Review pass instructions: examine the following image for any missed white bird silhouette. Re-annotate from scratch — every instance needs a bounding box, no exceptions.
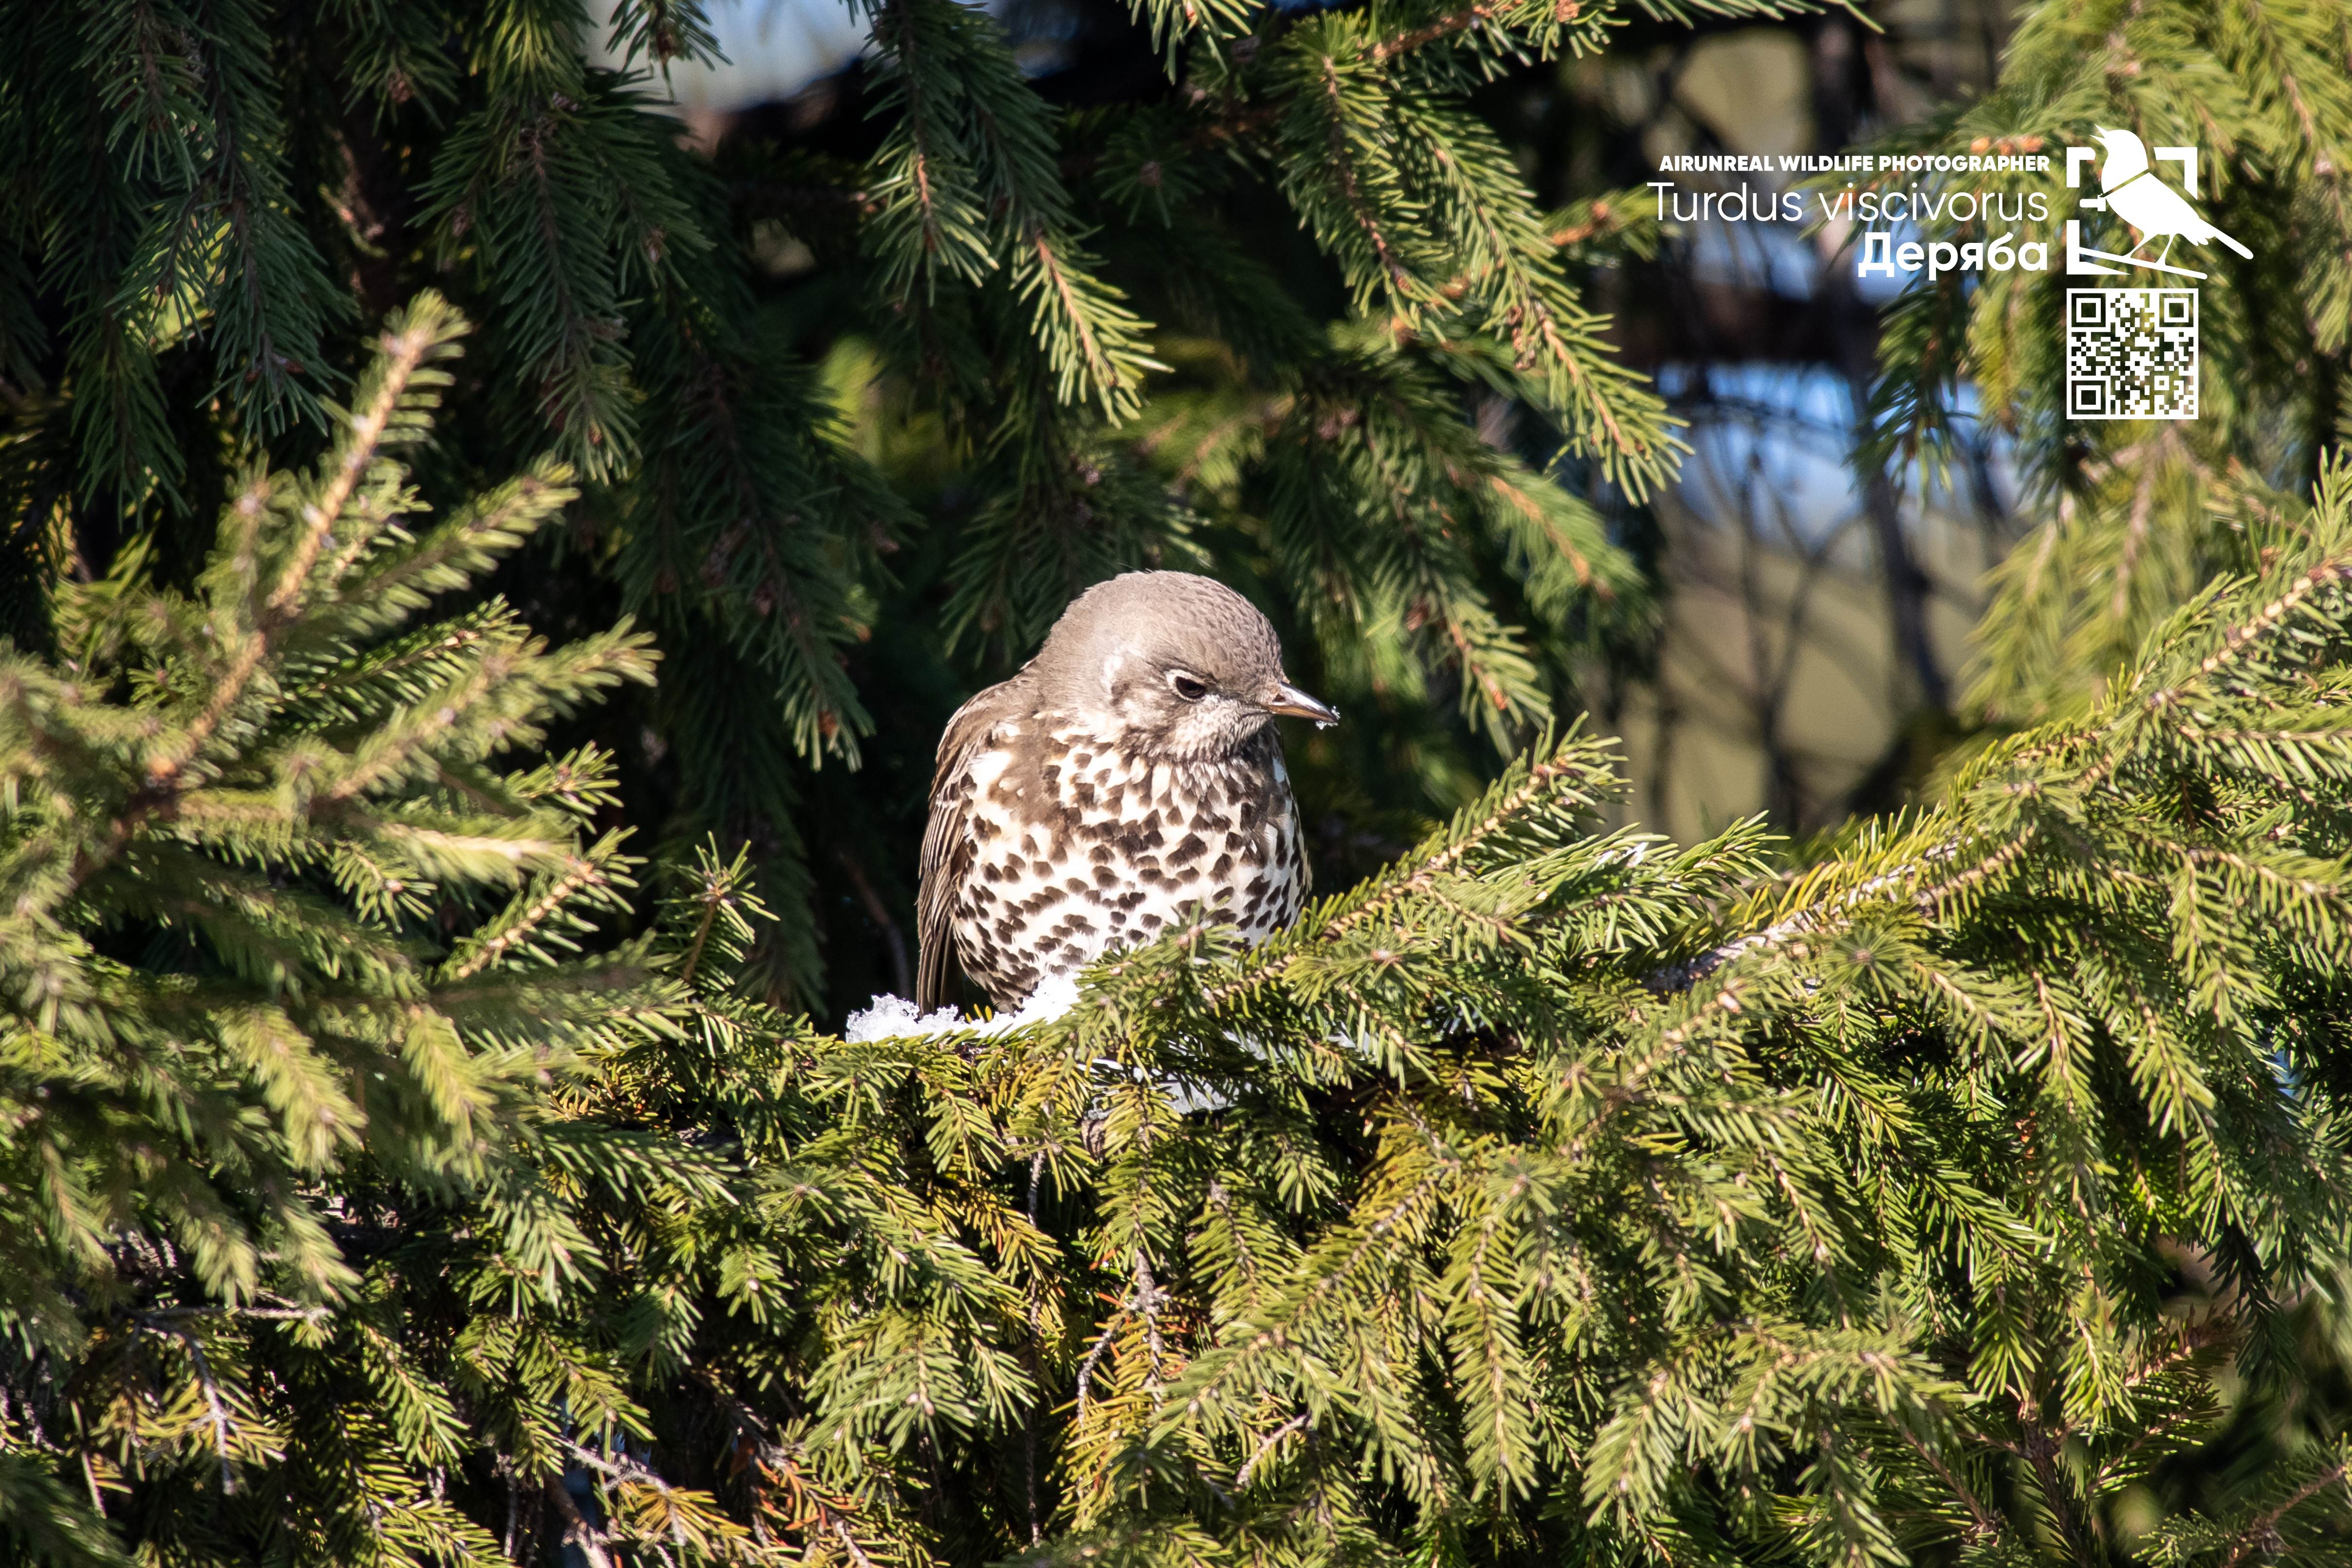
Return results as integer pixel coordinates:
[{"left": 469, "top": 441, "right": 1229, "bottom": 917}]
[{"left": 2093, "top": 126, "right": 2252, "bottom": 265}]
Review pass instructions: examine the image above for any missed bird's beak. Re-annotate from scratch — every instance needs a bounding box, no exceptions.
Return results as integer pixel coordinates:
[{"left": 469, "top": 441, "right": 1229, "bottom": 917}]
[{"left": 1264, "top": 680, "right": 1340, "bottom": 729}]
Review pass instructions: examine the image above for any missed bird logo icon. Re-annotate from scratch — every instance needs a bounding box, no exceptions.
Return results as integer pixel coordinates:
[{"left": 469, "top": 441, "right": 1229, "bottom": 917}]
[
  {"left": 2062, "top": 128, "right": 2230, "bottom": 423},
  {"left": 2078, "top": 126, "right": 2250, "bottom": 275}
]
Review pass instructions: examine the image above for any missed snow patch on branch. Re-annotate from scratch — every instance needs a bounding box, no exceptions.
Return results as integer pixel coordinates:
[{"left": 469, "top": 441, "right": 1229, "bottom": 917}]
[{"left": 845, "top": 975, "right": 1082, "bottom": 1041}]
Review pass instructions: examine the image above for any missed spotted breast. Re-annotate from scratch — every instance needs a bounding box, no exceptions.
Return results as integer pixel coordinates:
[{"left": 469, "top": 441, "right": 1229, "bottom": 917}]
[{"left": 941, "top": 719, "right": 1307, "bottom": 1007}]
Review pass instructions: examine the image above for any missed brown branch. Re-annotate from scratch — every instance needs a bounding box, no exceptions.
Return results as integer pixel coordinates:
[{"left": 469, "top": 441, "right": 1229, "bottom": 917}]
[
  {"left": 2019, "top": 1419, "right": 2095, "bottom": 1568},
  {"left": 1134, "top": 1253, "right": 1168, "bottom": 1404},
  {"left": 1322, "top": 746, "right": 1596, "bottom": 938},
  {"left": 1073, "top": 1306, "right": 1124, "bottom": 1421},
  {"left": 1234, "top": 1412, "right": 1311, "bottom": 1489},
  {"left": 835, "top": 846, "right": 913, "bottom": 999},
  {"left": 125, "top": 312, "right": 442, "bottom": 850},
  {"left": 1889, "top": 1422, "right": 2000, "bottom": 1544},
  {"left": 1029, "top": 228, "right": 1122, "bottom": 398},
  {"left": 441, "top": 854, "right": 612, "bottom": 982},
  {"left": 140, "top": 1320, "right": 236, "bottom": 1495},
  {"left": 830, "top": 1514, "right": 880, "bottom": 1568},
  {"left": 1157, "top": 743, "right": 1599, "bottom": 1013},
  {"left": 544, "top": 1474, "right": 617, "bottom": 1568},
  {"left": 1175, "top": 1161, "right": 1453, "bottom": 1419},
  {"left": 267, "top": 315, "right": 439, "bottom": 620},
  {"left": 1320, "top": 60, "right": 1409, "bottom": 289},
  {"left": 1367, "top": 2, "right": 1492, "bottom": 61},
  {"left": 1488, "top": 472, "right": 1598, "bottom": 590}
]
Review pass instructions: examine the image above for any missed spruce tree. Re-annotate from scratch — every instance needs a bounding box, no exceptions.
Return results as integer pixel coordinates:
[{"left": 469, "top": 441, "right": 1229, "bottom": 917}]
[
  {"left": 26, "top": 439, "right": 2352, "bottom": 1565},
  {"left": 0, "top": 293, "right": 711, "bottom": 1563},
  {"left": 10, "top": 1, "right": 2352, "bottom": 1567}
]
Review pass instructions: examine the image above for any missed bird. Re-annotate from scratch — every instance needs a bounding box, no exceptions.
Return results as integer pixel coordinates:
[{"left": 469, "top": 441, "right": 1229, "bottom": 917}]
[
  {"left": 915, "top": 571, "right": 1339, "bottom": 1013},
  {"left": 2093, "top": 126, "right": 2252, "bottom": 265}
]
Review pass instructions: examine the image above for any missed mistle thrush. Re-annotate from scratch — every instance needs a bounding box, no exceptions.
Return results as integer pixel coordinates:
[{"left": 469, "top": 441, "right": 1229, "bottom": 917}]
[{"left": 916, "top": 571, "right": 1339, "bottom": 1012}]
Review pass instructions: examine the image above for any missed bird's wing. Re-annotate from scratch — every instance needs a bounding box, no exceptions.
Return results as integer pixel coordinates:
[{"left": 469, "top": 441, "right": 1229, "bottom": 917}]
[
  {"left": 2137, "top": 182, "right": 2202, "bottom": 233},
  {"left": 916, "top": 676, "right": 1026, "bottom": 1012},
  {"left": 2126, "top": 180, "right": 2257, "bottom": 256}
]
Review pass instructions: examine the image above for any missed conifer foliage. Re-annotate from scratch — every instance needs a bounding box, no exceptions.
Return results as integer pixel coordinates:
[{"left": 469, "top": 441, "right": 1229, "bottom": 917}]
[
  {"left": 0, "top": 0, "right": 1745, "bottom": 1012},
  {"left": 17, "top": 307, "right": 2352, "bottom": 1566},
  {"left": 11, "top": 1, "right": 2352, "bottom": 1567},
  {"left": 733, "top": 464, "right": 2352, "bottom": 1568},
  {"left": 0, "top": 294, "right": 685, "bottom": 1564},
  {"left": 23, "top": 435, "right": 2352, "bottom": 1561},
  {"left": 1864, "top": 0, "right": 2352, "bottom": 725}
]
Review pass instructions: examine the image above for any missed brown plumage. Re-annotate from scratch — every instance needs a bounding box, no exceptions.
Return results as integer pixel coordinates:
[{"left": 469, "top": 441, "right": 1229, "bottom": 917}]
[{"left": 916, "top": 571, "right": 1339, "bottom": 1012}]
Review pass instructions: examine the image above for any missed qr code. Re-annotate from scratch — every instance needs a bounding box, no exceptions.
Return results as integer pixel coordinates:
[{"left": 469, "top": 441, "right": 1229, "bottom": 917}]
[{"left": 2066, "top": 288, "right": 2198, "bottom": 420}]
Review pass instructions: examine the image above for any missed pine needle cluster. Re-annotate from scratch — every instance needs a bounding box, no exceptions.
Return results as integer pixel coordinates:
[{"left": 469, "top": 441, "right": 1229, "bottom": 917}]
[{"left": 0, "top": 294, "right": 689, "bottom": 1565}]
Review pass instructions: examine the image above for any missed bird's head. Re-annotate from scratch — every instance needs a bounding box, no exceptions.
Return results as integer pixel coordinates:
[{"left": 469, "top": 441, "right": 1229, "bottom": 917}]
[
  {"left": 2093, "top": 125, "right": 2147, "bottom": 164},
  {"left": 1030, "top": 570, "right": 1339, "bottom": 760}
]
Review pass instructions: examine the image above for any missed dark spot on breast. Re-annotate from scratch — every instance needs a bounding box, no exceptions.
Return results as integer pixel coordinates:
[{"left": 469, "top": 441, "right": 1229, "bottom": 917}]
[
  {"left": 1211, "top": 853, "right": 1232, "bottom": 877},
  {"left": 1167, "top": 833, "right": 1206, "bottom": 865}
]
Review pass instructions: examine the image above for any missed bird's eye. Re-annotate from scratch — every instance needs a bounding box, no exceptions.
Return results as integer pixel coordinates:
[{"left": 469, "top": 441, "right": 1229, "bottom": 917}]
[{"left": 1168, "top": 672, "right": 1210, "bottom": 702}]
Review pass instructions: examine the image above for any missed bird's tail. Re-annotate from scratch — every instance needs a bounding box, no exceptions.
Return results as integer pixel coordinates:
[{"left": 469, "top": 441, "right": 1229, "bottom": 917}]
[{"left": 2212, "top": 226, "right": 2253, "bottom": 258}]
